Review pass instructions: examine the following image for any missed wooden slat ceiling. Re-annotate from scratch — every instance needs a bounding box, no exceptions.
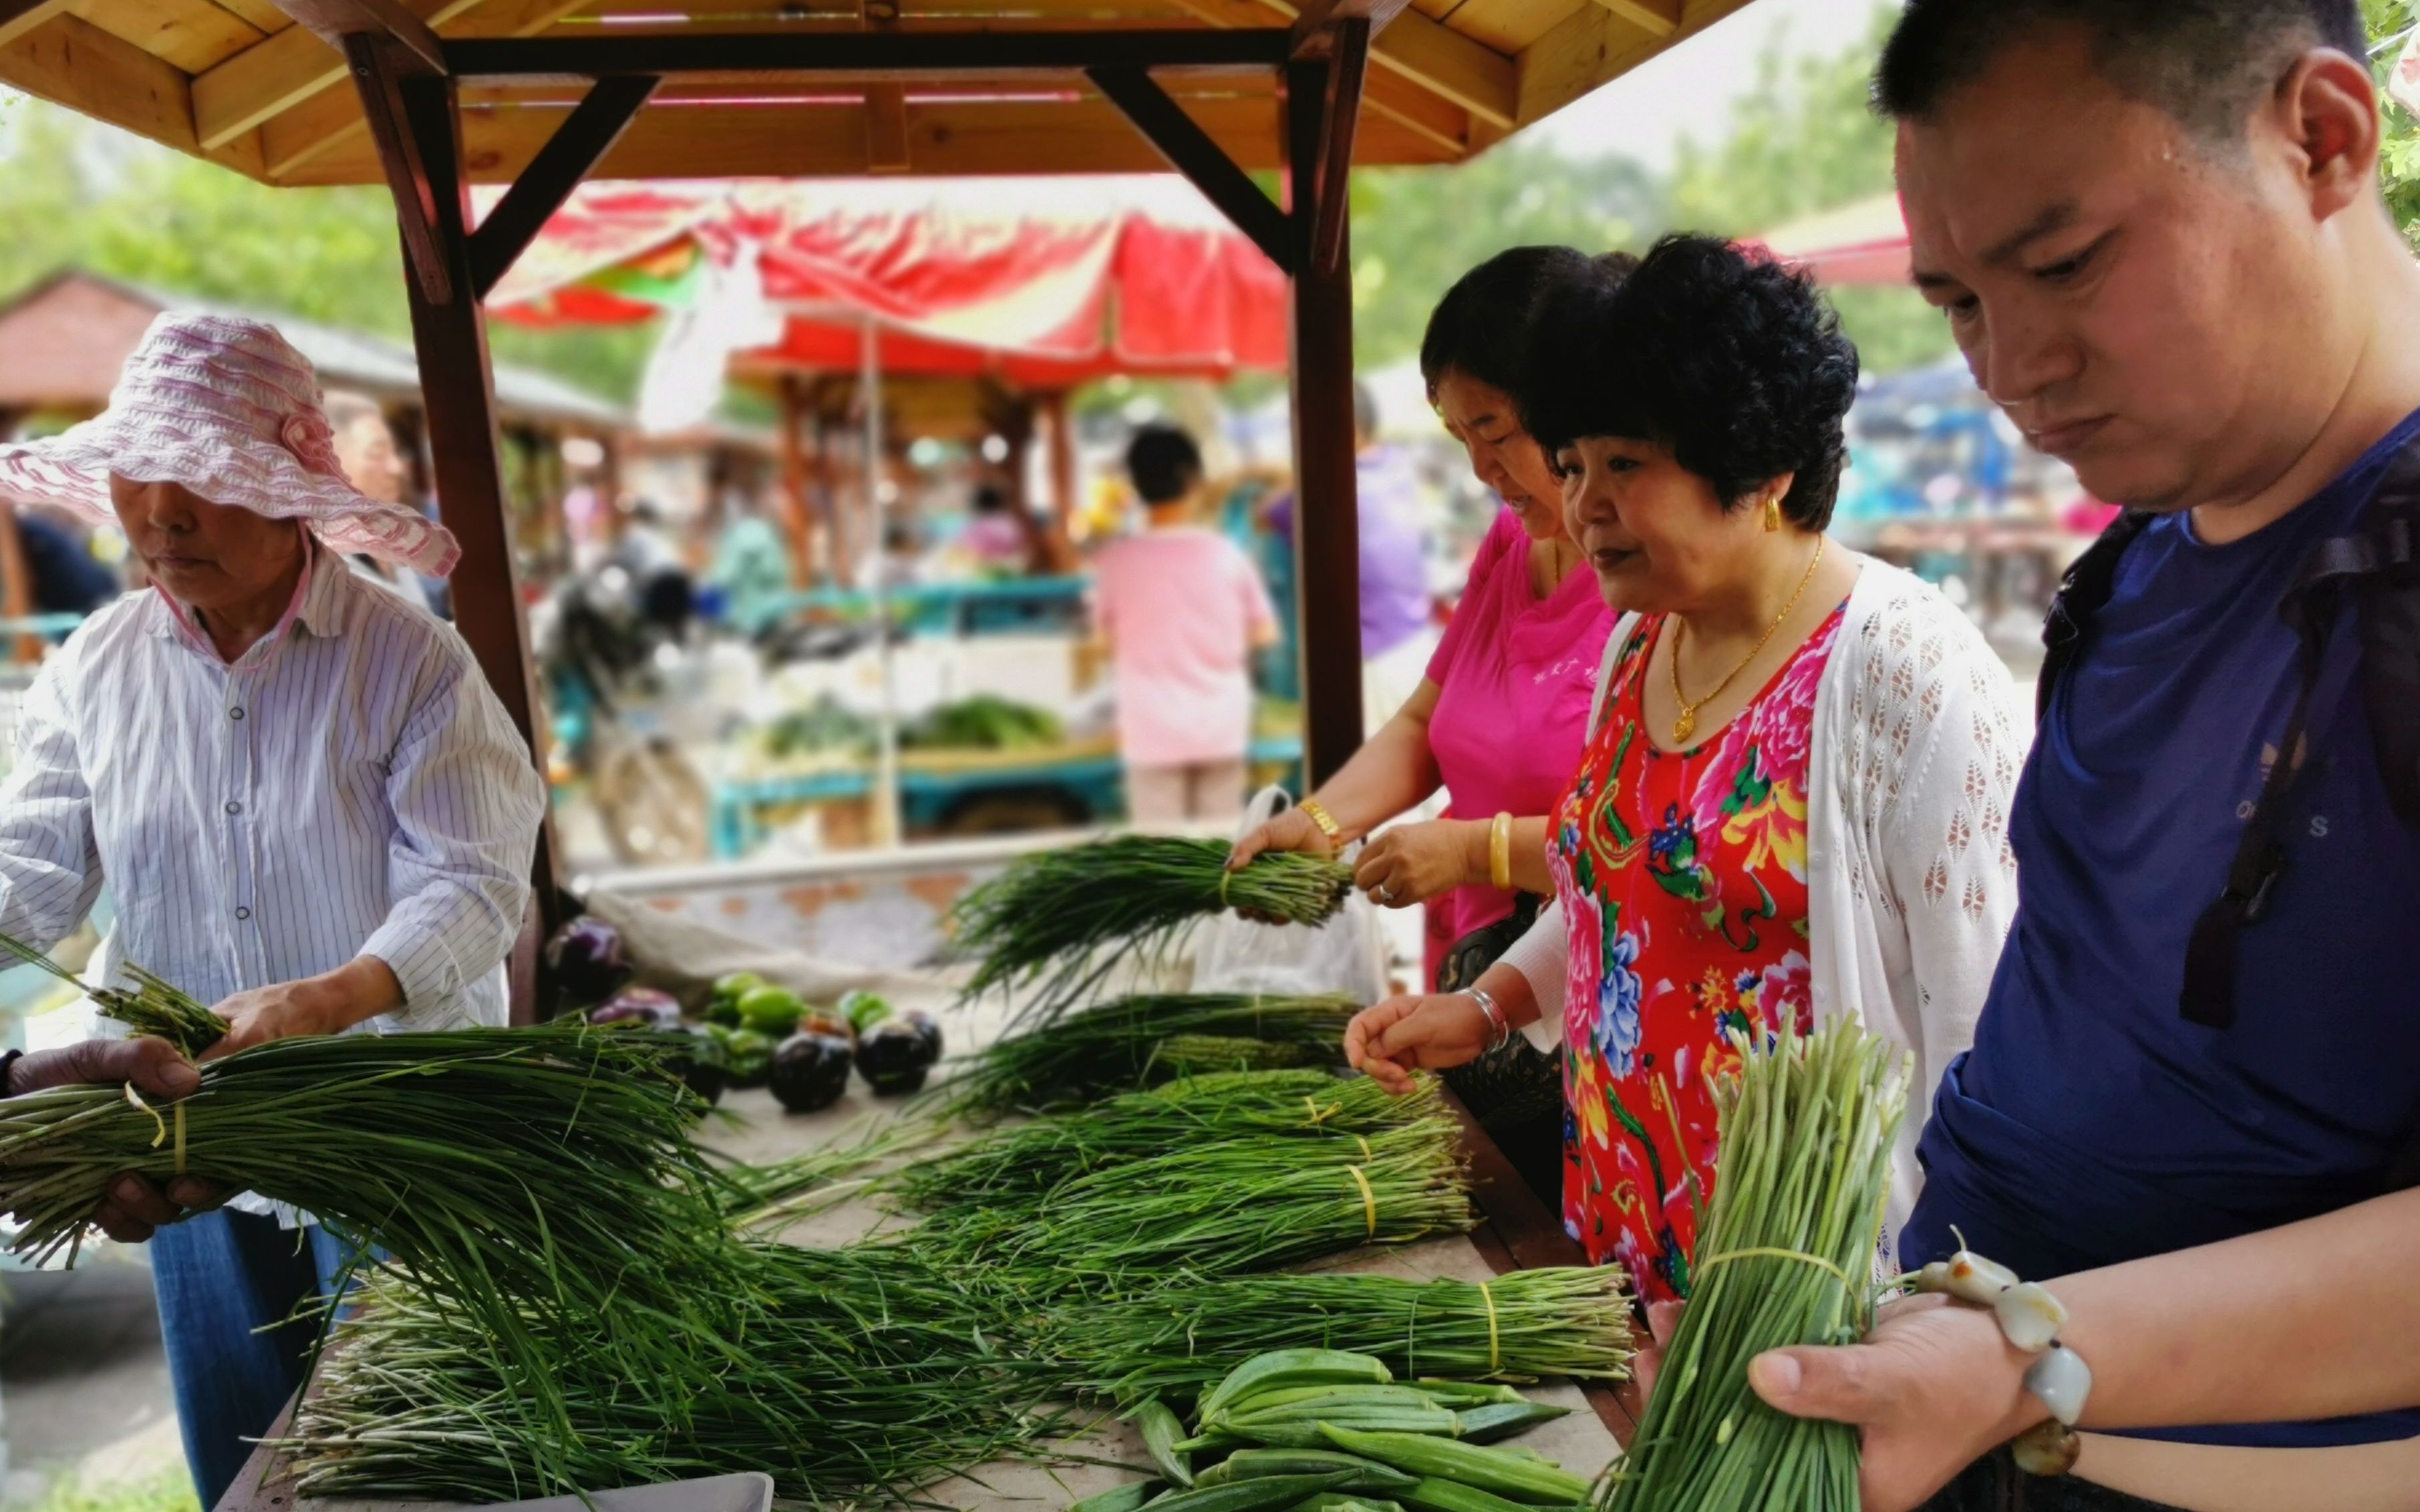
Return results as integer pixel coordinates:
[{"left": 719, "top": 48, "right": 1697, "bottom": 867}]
[{"left": 0, "top": 0, "right": 1755, "bottom": 182}]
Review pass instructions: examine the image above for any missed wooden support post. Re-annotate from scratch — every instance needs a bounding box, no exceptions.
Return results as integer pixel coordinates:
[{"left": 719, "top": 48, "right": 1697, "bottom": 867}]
[
  {"left": 0, "top": 501, "right": 35, "bottom": 666},
  {"left": 1044, "top": 387, "right": 1078, "bottom": 532},
  {"left": 365, "top": 64, "right": 566, "bottom": 1017},
  {"left": 1086, "top": 65, "right": 1296, "bottom": 271},
  {"left": 1311, "top": 17, "right": 1368, "bottom": 278},
  {"left": 1285, "top": 54, "right": 1362, "bottom": 784},
  {"left": 776, "top": 375, "right": 817, "bottom": 587}
]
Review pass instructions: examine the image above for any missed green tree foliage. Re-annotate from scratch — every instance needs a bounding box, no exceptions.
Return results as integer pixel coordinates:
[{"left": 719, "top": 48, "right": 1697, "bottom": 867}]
[
  {"left": 2365, "top": 1, "right": 2420, "bottom": 248},
  {"left": 1346, "top": 140, "right": 1665, "bottom": 369},
  {"left": 0, "top": 92, "right": 654, "bottom": 401},
  {"left": 1664, "top": 5, "right": 1952, "bottom": 376}
]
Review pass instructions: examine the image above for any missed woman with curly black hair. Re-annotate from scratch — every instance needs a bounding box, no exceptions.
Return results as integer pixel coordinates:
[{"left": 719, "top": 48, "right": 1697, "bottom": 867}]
[{"left": 1347, "top": 235, "right": 2024, "bottom": 1303}]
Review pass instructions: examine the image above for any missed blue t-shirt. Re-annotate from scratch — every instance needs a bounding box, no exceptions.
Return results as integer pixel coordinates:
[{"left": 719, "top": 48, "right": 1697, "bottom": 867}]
[{"left": 1904, "top": 410, "right": 2420, "bottom": 1449}]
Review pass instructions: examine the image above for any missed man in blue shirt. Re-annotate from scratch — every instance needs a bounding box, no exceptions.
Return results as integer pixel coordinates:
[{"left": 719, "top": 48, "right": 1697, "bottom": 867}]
[{"left": 1732, "top": 4, "right": 2420, "bottom": 1510}]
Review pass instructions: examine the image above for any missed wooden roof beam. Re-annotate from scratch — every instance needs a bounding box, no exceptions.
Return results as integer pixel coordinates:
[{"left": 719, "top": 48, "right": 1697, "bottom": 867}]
[
  {"left": 444, "top": 29, "right": 1295, "bottom": 78},
  {"left": 1591, "top": 0, "right": 1678, "bottom": 38},
  {"left": 273, "top": 0, "right": 447, "bottom": 73},
  {"left": 1087, "top": 64, "right": 1294, "bottom": 270},
  {"left": 0, "top": 0, "right": 70, "bottom": 49},
  {"left": 1515, "top": 0, "right": 1751, "bottom": 128},
  {"left": 1155, "top": 0, "right": 1507, "bottom": 134},
  {"left": 196, "top": 0, "right": 486, "bottom": 148},
  {"left": 1286, "top": 0, "right": 1405, "bottom": 59},
  {"left": 256, "top": 0, "right": 603, "bottom": 180},
  {"left": 467, "top": 72, "right": 656, "bottom": 297}
]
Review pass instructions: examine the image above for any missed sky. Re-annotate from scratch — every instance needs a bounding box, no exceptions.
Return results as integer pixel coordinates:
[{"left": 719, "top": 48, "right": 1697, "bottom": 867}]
[{"left": 1533, "top": 0, "right": 1895, "bottom": 166}]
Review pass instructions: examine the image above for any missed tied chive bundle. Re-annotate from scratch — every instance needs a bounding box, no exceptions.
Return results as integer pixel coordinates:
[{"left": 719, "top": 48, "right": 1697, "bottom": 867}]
[
  {"left": 281, "top": 1243, "right": 1062, "bottom": 1506},
  {"left": 948, "top": 838, "right": 1352, "bottom": 1022},
  {"left": 1046, "top": 1268, "right": 1636, "bottom": 1403},
  {"left": 0, "top": 932, "right": 227, "bottom": 1056},
  {"left": 0, "top": 1022, "right": 734, "bottom": 1487},
  {"left": 949, "top": 993, "right": 1358, "bottom": 1116},
  {"left": 903, "top": 1119, "right": 1473, "bottom": 1284},
  {"left": 1603, "top": 1022, "right": 1910, "bottom": 1512},
  {"left": 897, "top": 1071, "right": 1440, "bottom": 1211}
]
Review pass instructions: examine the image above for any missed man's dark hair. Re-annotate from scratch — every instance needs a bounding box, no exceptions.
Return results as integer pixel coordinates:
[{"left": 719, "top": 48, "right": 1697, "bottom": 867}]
[
  {"left": 1124, "top": 424, "right": 1203, "bottom": 506},
  {"left": 1876, "top": 0, "right": 2364, "bottom": 146},
  {"left": 1514, "top": 234, "right": 1861, "bottom": 532},
  {"left": 1419, "top": 247, "right": 1642, "bottom": 402}
]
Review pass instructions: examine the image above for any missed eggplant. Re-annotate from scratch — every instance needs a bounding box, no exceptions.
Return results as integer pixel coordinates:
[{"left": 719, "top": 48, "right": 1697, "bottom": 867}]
[
  {"left": 544, "top": 915, "right": 634, "bottom": 1011},
  {"left": 770, "top": 1026, "right": 854, "bottom": 1114},
  {"left": 855, "top": 1009, "right": 941, "bottom": 1096},
  {"left": 591, "top": 986, "right": 684, "bottom": 1031}
]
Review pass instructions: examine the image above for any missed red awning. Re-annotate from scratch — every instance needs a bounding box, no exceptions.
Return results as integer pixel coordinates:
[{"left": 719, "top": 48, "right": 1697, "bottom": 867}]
[
  {"left": 486, "top": 178, "right": 1290, "bottom": 384},
  {"left": 1747, "top": 192, "right": 1911, "bottom": 288}
]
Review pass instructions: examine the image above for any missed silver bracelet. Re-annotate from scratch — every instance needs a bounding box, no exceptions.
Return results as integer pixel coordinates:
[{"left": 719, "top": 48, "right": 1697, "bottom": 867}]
[{"left": 1463, "top": 986, "right": 1511, "bottom": 1053}]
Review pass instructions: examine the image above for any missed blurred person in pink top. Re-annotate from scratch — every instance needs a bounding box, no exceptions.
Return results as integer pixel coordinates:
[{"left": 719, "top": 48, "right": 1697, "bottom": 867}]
[
  {"left": 1097, "top": 425, "right": 1279, "bottom": 825},
  {"left": 1227, "top": 247, "right": 1634, "bottom": 1199}
]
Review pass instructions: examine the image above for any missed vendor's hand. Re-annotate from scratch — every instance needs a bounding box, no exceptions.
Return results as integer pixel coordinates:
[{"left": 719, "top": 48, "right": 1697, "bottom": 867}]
[
  {"left": 1352, "top": 820, "right": 1479, "bottom": 909},
  {"left": 1630, "top": 1300, "right": 1687, "bottom": 1407},
  {"left": 205, "top": 957, "right": 403, "bottom": 1061},
  {"left": 1229, "top": 806, "right": 1336, "bottom": 868},
  {"left": 1346, "top": 992, "right": 1491, "bottom": 1093},
  {"left": 1747, "top": 1294, "right": 2045, "bottom": 1512},
  {"left": 7, "top": 1038, "right": 226, "bottom": 1241},
  {"left": 1227, "top": 806, "right": 1338, "bottom": 923}
]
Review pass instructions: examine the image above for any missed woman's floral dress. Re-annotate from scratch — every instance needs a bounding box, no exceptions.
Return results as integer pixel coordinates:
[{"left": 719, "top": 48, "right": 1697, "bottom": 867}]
[{"left": 1547, "top": 604, "right": 1845, "bottom": 1303}]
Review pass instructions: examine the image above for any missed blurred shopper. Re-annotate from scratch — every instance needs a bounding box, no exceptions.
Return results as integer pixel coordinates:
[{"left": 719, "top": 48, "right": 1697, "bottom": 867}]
[
  {"left": 0, "top": 314, "right": 544, "bottom": 1509},
  {"left": 1098, "top": 425, "right": 1277, "bottom": 825},
  {"left": 708, "top": 488, "right": 794, "bottom": 636},
  {"left": 1751, "top": 5, "right": 2420, "bottom": 1509},
  {"left": 1229, "top": 249, "right": 1632, "bottom": 1197},
  {"left": 16, "top": 506, "right": 119, "bottom": 617},
  {"left": 1346, "top": 237, "right": 2020, "bottom": 1305},
  {"left": 324, "top": 392, "right": 440, "bottom": 617},
  {"left": 961, "top": 482, "right": 1031, "bottom": 572},
  {"left": 612, "top": 499, "right": 694, "bottom": 637}
]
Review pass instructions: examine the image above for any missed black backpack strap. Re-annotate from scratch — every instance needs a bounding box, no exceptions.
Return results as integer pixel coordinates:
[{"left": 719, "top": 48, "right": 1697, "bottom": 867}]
[{"left": 2036, "top": 509, "right": 2155, "bottom": 723}]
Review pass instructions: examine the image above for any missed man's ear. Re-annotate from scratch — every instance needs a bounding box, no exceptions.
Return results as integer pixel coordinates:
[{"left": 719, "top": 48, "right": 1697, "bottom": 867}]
[{"left": 2268, "top": 47, "right": 2385, "bottom": 223}]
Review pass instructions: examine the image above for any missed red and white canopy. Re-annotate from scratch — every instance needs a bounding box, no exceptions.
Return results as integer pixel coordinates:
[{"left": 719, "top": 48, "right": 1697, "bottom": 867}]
[
  {"left": 488, "top": 178, "right": 1290, "bottom": 388},
  {"left": 1749, "top": 192, "right": 1911, "bottom": 288}
]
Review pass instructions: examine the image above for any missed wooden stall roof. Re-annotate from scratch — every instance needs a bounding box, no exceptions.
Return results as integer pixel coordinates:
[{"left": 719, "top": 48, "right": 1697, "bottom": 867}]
[
  {"left": 0, "top": 268, "right": 627, "bottom": 427},
  {"left": 0, "top": 0, "right": 1755, "bottom": 186}
]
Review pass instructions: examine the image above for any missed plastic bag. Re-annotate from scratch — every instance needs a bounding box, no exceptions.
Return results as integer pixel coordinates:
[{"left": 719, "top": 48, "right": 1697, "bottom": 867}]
[{"left": 1189, "top": 785, "right": 1389, "bottom": 1004}]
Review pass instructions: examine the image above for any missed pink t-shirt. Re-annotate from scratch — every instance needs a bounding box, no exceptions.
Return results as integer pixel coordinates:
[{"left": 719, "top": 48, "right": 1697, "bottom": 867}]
[
  {"left": 1421, "top": 509, "right": 1618, "bottom": 986},
  {"left": 1096, "top": 526, "right": 1277, "bottom": 768}
]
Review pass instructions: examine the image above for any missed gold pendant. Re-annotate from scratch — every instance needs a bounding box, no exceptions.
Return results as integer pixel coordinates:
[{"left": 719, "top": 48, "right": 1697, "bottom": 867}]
[{"left": 1672, "top": 708, "right": 1696, "bottom": 744}]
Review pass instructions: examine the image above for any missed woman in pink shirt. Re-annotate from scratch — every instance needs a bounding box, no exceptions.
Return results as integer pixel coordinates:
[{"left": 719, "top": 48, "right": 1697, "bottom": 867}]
[
  {"left": 1229, "top": 247, "right": 1634, "bottom": 1196},
  {"left": 1098, "top": 425, "right": 1279, "bottom": 825}
]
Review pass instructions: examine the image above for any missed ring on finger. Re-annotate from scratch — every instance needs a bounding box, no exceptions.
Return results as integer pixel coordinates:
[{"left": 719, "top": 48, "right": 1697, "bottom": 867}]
[{"left": 1376, "top": 883, "right": 1396, "bottom": 904}]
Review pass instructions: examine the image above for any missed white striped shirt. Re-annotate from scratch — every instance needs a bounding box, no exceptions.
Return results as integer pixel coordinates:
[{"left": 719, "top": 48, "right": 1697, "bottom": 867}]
[{"left": 0, "top": 542, "right": 545, "bottom": 1038}]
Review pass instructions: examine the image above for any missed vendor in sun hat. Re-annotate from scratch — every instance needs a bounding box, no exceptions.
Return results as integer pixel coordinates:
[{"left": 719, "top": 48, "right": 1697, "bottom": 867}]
[{"left": 0, "top": 311, "right": 547, "bottom": 1508}]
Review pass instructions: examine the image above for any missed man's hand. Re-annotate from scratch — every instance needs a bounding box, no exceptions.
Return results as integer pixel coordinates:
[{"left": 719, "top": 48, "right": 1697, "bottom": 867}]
[
  {"left": 1747, "top": 1294, "right": 2045, "bottom": 1512},
  {"left": 1352, "top": 821, "right": 1479, "bottom": 909},
  {"left": 206, "top": 956, "right": 403, "bottom": 1061},
  {"left": 1346, "top": 992, "right": 1492, "bottom": 1094},
  {"left": 7, "top": 1038, "right": 226, "bottom": 1242}
]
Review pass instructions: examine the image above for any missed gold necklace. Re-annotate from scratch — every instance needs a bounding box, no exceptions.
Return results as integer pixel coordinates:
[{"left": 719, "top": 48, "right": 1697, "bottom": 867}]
[{"left": 1667, "top": 536, "right": 1826, "bottom": 745}]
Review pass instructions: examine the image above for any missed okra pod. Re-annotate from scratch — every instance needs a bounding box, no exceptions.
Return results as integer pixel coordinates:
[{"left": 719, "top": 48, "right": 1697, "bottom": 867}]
[
  {"left": 1410, "top": 1382, "right": 1526, "bottom": 1408},
  {"left": 1129, "top": 1471, "right": 1362, "bottom": 1512},
  {"left": 1451, "top": 1402, "right": 1571, "bottom": 1444},
  {"left": 1201, "top": 1350, "right": 1394, "bottom": 1418},
  {"left": 1195, "top": 1450, "right": 1418, "bottom": 1494},
  {"left": 1132, "top": 1398, "right": 1196, "bottom": 1487},
  {"left": 1315, "top": 1427, "right": 1590, "bottom": 1505},
  {"left": 1228, "top": 1414, "right": 1460, "bottom": 1451},
  {"left": 1070, "top": 1480, "right": 1165, "bottom": 1512},
  {"left": 1395, "top": 1478, "right": 1538, "bottom": 1512}
]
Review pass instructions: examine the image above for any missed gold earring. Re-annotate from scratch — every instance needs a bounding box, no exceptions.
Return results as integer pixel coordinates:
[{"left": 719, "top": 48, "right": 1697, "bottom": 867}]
[{"left": 1763, "top": 496, "right": 1783, "bottom": 533}]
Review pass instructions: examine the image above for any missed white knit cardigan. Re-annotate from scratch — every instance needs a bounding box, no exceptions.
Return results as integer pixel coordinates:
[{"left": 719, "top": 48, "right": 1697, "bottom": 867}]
[{"left": 1497, "top": 558, "right": 2027, "bottom": 1249}]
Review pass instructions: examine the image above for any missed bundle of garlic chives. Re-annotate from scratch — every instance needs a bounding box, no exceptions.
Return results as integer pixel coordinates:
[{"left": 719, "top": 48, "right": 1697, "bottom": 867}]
[
  {"left": 0, "top": 931, "right": 227, "bottom": 1056},
  {"left": 1602, "top": 1021, "right": 1910, "bottom": 1512},
  {"left": 0, "top": 1023, "right": 737, "bottom": 1479}
]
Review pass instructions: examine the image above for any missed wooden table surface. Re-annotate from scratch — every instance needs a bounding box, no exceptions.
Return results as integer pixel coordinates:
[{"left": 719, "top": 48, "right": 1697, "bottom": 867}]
[{"left": 214, "top": 1079, "right": 1633, "bottom": 1512}]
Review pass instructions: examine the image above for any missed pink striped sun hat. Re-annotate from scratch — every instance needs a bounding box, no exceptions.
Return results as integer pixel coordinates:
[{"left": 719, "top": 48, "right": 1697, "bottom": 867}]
[{"left": 0, "top": 313, "right": 462, "bottom": 578}]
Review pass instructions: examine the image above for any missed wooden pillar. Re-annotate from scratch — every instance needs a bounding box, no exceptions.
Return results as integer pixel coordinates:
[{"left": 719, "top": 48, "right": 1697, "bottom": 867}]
[
  {"left": 776, "top": 374, "right": 817, "bottom": 585},
  {"left": 1285, "top": 56, "right": 1364, "bottom": 786},
  {"left": 1044, "top": 388, "right": 1078, "bottom": 532},
  {"left": 383, "top": 65, "right": 567, "bottom": 1018},
  {"left": 812, "top": 396, "right": 841, "bottom": 587},
  {"left": 0, "top": 502, "right": 35, "bottom": 665}
]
